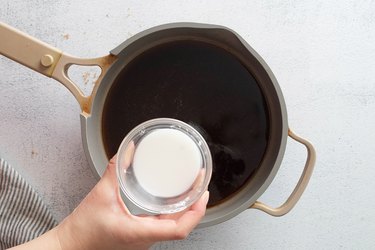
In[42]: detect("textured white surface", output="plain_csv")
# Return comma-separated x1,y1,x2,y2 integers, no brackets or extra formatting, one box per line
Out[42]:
1,0,374,249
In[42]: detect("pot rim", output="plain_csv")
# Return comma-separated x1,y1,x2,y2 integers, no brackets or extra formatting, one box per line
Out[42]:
81,22,289,227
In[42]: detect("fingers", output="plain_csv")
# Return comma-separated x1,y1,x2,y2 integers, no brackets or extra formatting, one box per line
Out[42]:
135,191,209,241
173,191,209,238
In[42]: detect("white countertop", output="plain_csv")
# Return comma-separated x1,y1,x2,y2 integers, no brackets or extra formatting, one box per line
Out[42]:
1,1,374,249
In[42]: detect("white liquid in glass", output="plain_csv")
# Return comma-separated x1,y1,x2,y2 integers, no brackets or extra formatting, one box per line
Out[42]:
133,128,202,198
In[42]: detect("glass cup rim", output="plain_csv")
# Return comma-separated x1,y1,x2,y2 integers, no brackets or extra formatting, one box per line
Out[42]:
116,117,212,214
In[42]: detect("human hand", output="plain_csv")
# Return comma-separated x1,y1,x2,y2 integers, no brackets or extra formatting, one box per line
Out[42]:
56,156,209,250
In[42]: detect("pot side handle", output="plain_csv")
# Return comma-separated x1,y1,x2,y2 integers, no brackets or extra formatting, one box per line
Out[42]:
250,129,316,216
0,22,116,114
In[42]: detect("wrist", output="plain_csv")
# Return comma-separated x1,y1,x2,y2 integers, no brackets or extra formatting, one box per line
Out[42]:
55,215,84,250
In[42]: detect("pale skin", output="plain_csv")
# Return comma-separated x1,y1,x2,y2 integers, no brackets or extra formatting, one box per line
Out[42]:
10,156,209,250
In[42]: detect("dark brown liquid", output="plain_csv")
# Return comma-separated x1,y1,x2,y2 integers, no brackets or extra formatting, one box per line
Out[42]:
102,40,269,206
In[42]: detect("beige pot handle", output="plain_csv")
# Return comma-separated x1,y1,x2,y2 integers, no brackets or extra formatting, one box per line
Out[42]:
0,22,116,114
250,128,316,216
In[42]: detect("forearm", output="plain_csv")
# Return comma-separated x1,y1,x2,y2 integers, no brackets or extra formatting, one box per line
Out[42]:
9,227,62,250
8,218,80,250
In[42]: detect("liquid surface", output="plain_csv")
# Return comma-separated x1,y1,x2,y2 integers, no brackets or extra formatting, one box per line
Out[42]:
102,40,269,206
132,129,201,198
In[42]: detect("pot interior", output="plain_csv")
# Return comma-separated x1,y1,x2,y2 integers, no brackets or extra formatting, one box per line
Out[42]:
101,38,269,207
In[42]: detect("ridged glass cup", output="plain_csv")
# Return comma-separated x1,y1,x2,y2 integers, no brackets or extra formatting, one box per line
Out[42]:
116,118,212,214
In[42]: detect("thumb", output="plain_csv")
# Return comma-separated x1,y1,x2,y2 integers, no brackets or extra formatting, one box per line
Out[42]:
99,155,132,214
101,155,118,184
103,141,135,186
